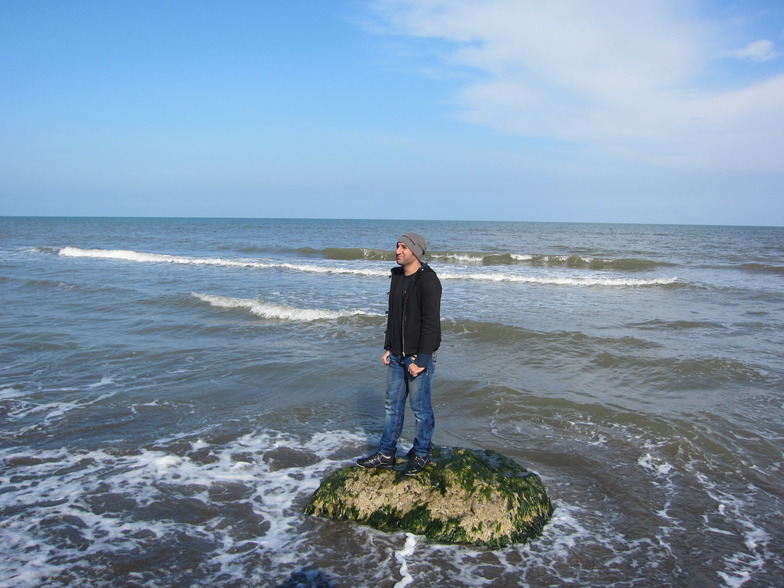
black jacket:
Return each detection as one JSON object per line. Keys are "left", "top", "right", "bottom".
{"left": 384, "top": 263, "right": 442, "bottom": 368}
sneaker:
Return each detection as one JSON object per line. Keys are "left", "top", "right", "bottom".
{"left": 404, "top": 454, "right": 430, "bottom": 476}
{"left": 356, "top": 451, "right": 395, "bottom": 469}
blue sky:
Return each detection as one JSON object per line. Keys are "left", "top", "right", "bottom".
{"left": 1, "top": 0, "right": 783, "bottom": 225}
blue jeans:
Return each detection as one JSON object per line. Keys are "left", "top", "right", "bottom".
{"left": 378, "top": 353, "right": 436, "bottom": 458}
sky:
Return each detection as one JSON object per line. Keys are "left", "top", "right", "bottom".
{"left": 1, "top": 0, "right": 783, "bottom": 225}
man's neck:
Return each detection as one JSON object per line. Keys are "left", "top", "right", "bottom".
{"left": 403, "top": 260, "right": 422, "bottom": 276}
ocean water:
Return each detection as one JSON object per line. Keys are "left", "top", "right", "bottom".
{"left": 1, "top": 216, "right": 782, "bottom": 587}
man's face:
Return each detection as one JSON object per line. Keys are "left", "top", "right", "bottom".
{"left": 396, "top": 242, "right": 418, "bottom": 267}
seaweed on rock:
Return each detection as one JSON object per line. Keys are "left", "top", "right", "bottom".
{"left": 304, "top": 447, "right": 552, "bottom": 548}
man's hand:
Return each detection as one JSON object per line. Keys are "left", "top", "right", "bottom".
{"left": 408, "top": 363, "right": 425, "bottom": 377}
{"left": 382, "top": 350, "right": 391, "bottom": 365}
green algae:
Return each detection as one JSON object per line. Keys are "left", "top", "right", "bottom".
{"left": 305, "top": 446, "right": 553, "bottom": 547}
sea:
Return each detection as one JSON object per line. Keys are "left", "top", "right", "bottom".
{"left": 0, "top": 216, "right": 782, "bottom": 587}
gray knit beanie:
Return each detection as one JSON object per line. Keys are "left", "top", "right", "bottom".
{"left": 398, "top": 233, "right": 427, "bottom": 261}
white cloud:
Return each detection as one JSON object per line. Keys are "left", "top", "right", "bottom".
{"left": 371, "top": 0, "right": 784, "bottom": 171}
{"left": 730, "top": 39, "right": 777, "bottom": 62}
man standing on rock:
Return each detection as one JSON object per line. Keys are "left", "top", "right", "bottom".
{"left": 357, "top": 233, "right": 442, "bottom": 476}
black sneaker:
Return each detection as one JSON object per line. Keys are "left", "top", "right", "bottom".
{"left": 356, "top": 451, "right": 395, "bottom": 469}
{"left": 404, "top": 454, "right": 430, "bottom": 476}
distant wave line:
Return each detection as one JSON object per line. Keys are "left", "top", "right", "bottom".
{"left": 438, "top": 271, "right": 679, "bottom": 287}
{"left": 429, "top": 251, "right": 673, "bottom": 271}
{"left": 58, "top": 247, "right": 678, "bottom": 287}
{"left": 303, "top": 246, "right": 673, "bottom": 270}
{"left": 59, "top": 247, "right": 388, "bottom": 278}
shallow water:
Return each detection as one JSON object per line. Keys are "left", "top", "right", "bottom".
{"left": 1, "top": 217, "right": 782, "bottom": 586}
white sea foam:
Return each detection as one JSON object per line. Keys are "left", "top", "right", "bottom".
{"left": 1, "top": 410, "right": 776, "bottom": 587}
{"left": 87, "top": 376, "right": 115, "bottom": 388}
{"left": 694, "top": 468, "right": 772, "bottom": 588}
{"left": 59, "top": 246, "right": 387, "bottom": 278}
{"left": 638, "top": 452, "right": 674, "bottom": 477}
{"left": 430, "top": 252, "right": 486, "bottom": 263}
{"left": 0, "top": 420, "right": 635, "bottom": 587}
{"left": 58, "top": 247, "right": 678, "bottom": 287}
{"left": 0, "top": 429, "right": 369, "bottom": 587}
{"left": 60, "top": 246, "right": 212, "bottom": 266}
{"left": 192, "top": 292, "right": 372, "bottom": 321}
{"left": 438, "top": 270, "right": 679, "bottom": 287}
{"left": 0, "top": 386, "right": 25, "bottom": 400}
{"left": 0, "top": 386, "right": 117, "bottom": 429}
{"left": 394, "top": 533, "right": 417, "bottom": 588}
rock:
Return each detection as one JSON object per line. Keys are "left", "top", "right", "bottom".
{"left": 304, "top": 447, "right": 552, "bottom": 548}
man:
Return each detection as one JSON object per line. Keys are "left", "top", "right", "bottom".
{"left": 357, "top": 232, "right": 442, "bottom": 476}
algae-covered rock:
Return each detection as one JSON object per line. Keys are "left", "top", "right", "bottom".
{"left": 304, "top": 447, "right": 552, "bottom": 548}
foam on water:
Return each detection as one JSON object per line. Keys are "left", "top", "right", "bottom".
{"left": 0, "top": 416, "right": 675, "bottom": 587}
{"left": 0, "top": 429, "right": 365, "bottom": 586}
{"left": 694, "top": 468, "right": 774, "bottom": 588}
{"left": 506, "top": 407, "right": 778, "bottom": 587}
{"left": 192, "top": 292, "right": 375, "bottom": 321}
{"left": 1, "top": 386, "right": 780, "bottom": 587}
{"left": 59, "top": 246, "right": 679, "bottom": 288}
{"left": 393, "top": 533, "right": 417, "bottom": 588}
{"left": 437, "top": 269, "right": 679, "bottom": 287}
{"left": 59, "top": 246, "right": 388, "bottom": 279}
{"left": 1, "top": 385, "right": 118, "bottom": 437}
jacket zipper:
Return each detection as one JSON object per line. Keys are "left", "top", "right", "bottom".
{"left": 401, "top": 268, "right": 420, "bottom": 357}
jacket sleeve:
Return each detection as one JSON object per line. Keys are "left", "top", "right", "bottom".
{"left": 414, "top": 271, "right": 442, "bottom": 367}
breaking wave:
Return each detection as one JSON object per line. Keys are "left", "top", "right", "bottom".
{"left": 59, "top": 247, "right": 387, "bottom": 278}
{"left": 192, "top": 293, "right": 376, "bottom": 322}
{"left": 430, "top": 251, "right": 672, "bottom": 271}
{"left": 296, "top": 247, "right": 672, "bottom": 271}
{"left": 57, "top": 247, "right": 679, "bottom": 288}
{"left": 437, "top": 270, "right": 679, "bottom": 287}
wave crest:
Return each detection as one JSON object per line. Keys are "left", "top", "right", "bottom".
{"left": 57, "top": 247, "right": 678, "bottom": 287}
{"left": 429, "top": 251, "right": 671, "bottom": 270}
{"left": 58, "top": 247, "right": 387, "bottom": 277}
{"left": 192, "top": 293, "right": 372, "bottom": 322}
{"left": 438, "top": 271, "right": 679, "bottom": 287}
